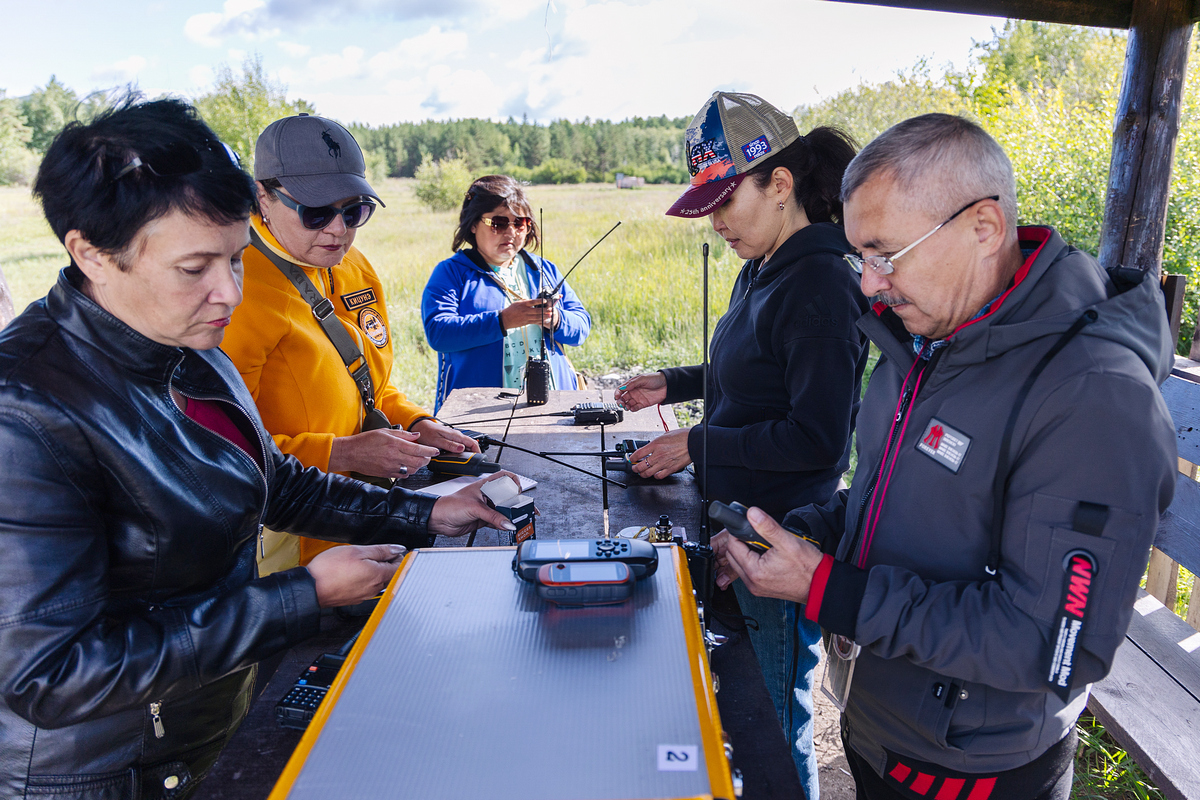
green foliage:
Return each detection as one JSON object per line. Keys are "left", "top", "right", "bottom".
{"left": 531, "top": 157, "right": 587, "bottom": 184}
{"left": 21, "top": 77, "right": 86, "bottom": 153}
{"left": 793, "top": 61, "right": 966, "bottom": 146}
{"left": 0, "top": 89, "right": 37, "bottom": 186}
{"left": 1074, "top": 714, "right": 1164, "bottom": 799}
{"left": 193, "top": 55, "right": 314, "bottom": 172}
{"left": 413, "top": 156, "right": 472, "bottom": 212}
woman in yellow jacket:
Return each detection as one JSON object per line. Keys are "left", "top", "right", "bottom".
{"left": 223, "top": 114, "right": 478, "bottom": 571}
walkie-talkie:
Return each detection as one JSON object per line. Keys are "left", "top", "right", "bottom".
{"left": 525, "top": 208, "right": 551, "bottom": 405}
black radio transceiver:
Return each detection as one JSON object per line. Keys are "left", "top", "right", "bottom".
{"left": 429, "top": 451, "right": 502, "bottom": 476}
{"left": 275, "top": 652, "right": 345, "bottom": 730}
{"left": 572, "top": 403, "right": 623, "bottom": 425}
{"left": 513, "top": 537, "right": 658, "bottom": 581}
{"left": 708, "top": 500, "right": 820, "bottom": 553}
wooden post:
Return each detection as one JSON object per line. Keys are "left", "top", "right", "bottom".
{"left": 1098, "top": 0, "right": 1194, "bottom": 277}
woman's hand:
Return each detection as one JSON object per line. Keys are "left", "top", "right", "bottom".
{"left": 712, "top": 507, "right": 823, "bottom": 602}
{"left": 428, "top": 472, "right": 521, "bottom": 538}
{"left": 410, "top": 419, "right": 481, "bottom": 454}
{"left": 630, "top": 428, "right": 692, "bottom": 479}
{"left": 614, "top": 372, "right": 667, "bottom": 411}
{"left": 307, "top": 544, "right": 407, "bottom": 608}
{"left": 328, "top": 429, "right": 439, "bottom": 479}
{"left": 501, "top": 298, "right": 558, "bottom": 332}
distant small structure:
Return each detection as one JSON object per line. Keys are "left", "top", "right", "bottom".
{"left": 614, "top": 173, "right": 645, "bottom": 189}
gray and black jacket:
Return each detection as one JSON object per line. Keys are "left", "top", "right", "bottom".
{"left": 788, "top": 226, "right": 1177, "bottom": 776}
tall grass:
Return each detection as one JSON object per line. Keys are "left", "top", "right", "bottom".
{"left": 0, "top": 180, "right": 734, "bottom": 410}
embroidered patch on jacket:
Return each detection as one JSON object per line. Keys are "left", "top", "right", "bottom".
{"left": 358, "top": 307, "right": 389, "bottom": 348}
{"left": 341, "top": 287, "right": 377, "bottom": 311}
{"left": 915, "top": 418, "right": 971, "bottom": 473}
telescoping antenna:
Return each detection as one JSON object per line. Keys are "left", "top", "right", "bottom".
{"left": 682, "top": 243, "right": 715, "bottom": 611}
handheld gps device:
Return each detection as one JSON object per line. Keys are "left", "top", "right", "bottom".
{"left": 709, "top": 500, "right": 820, "bottom": 553}
{"left": 534, "top": 561, "right": 634, "bottom": 606}
{"left": 512, "top": 538, "right": 658, "bottom": 581}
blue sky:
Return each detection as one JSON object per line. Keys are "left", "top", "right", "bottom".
{"left": 1, "top": 0, "right": 1006, "bottom": 126}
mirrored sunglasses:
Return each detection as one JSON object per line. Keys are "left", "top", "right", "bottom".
{"left": 274, "top": 192, "right": 377, "bottom": 230}
{"left": 480, "top": 215, "right": 532, "bottom": 233}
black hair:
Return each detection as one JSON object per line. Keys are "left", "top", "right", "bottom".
{"left": 746, "top": 126, "right": 858, "bottom": 224}
{"left": 33, "top": 96, "right": 257, "bottom": 270}
{"left": 452, "top": 174, "right": 540, "bottom": 253}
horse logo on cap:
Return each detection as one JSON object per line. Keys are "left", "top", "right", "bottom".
{"left": 321, "top": 129, "right": 342, "bottom": 159}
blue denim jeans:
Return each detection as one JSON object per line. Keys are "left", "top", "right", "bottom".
{"left": 735, "top": 582, "right": 822, "bottom": 800}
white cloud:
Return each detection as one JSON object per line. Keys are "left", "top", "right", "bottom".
{"left": 184, "top": 0, "right": 278, "bottom": 48}
{"left": 91, "top": 55, "right": 148, "bottom": 84}
{"left": 188, "top": 64, "right": 216, "bottom": 89}
{"left": 278, "top": 40, "right": 311, "bottom": 58}
{"left": 306, "top": 46, "right": 368, "bottom": 82}
{"left": 228, "top": 48, "right": 248, "bottom": 63}
{"left": 367, "top": 26, "right": 470, "bottom": 77}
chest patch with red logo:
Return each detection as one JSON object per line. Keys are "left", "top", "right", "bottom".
{"left": 915, "top": 418, "right": 971, "bottom": 473}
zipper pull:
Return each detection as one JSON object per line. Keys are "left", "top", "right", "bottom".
{"left": 150, "top": 702, "right": 165, "bottom": 738}
{"left": 259, "top": 524, "right": 265, "bottom": 559}
{"left": 896, "top": 385, "right": 913, "bottom": 422}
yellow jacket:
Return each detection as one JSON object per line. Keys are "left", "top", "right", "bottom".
{"left": 223, "top": 216, "right": 432, "bottom": 564}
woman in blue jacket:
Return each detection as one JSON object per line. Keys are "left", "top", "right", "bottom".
{"left": 422, "top": 175, "right": 591, "bottom": 411}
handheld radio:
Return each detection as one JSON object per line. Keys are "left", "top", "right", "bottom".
{"left": 525, "top": 208, "right": 551, "bottom": 405}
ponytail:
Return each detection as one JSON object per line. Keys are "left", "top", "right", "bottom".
{"left": 747, "top": 126, "right": 858, "bottom": 224}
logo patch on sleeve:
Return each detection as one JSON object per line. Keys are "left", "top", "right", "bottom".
{"left": 358, "top": 307, "right": 389, "bottom": 348}
{"left": 915, "top": 418, "right": 971, "bottom": 473}
{"left": 341, "top": 287, "right": 377, "bottom": 310}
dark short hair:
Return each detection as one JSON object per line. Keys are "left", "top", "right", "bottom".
{"left": 452, "top": 175, "right": 540, "bottom": 253}
{"left": 33, "top": 96, "right": 257, "bottom": 270}
{"left": 747, "top": 126, "right": 858, "bottom": 224}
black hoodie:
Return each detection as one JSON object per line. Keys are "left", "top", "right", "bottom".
{"left": 661, "top": 222, "right": 871, "bottom": 518}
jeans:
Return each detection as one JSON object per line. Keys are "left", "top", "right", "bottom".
{"left": 735, "top": 581, "right": 823, "bottom": 800}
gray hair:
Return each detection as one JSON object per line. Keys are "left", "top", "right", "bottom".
{"left": 842, "top": 114, "right": 1018, "bottom": 240}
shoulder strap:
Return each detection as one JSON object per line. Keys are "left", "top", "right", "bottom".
{"left": 248, "top": 227, "right": 381, "bottom": 418}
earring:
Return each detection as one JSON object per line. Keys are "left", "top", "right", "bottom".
{"left": 778, "top": 202, "right": 785, "bottom": 211}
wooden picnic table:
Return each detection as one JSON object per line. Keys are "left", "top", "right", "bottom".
{"left": 195, "top": 388, "right": 803, "bottom": 800}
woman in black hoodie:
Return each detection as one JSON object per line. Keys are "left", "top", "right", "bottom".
{"left": 615, "top": 92, "right": 869, "bottom": 800}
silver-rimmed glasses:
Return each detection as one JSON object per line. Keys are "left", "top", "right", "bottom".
{"left": 844, "top": 195, "right": 1000, "bottom": 276}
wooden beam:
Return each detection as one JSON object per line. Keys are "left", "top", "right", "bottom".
{"left": 1098, "top": 0, "right": 1194, "bottom": 276}
{"left": 1164, "top": 273, "right": 1187, "bottom": 347}
{"left": 826, "top": 0, "right": 1200, "bottom": 28}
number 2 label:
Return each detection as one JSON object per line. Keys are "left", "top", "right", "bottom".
{"left": 657, "top": 744, "right": 699, "bottom": 771}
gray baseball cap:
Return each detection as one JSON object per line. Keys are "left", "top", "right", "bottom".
{"left": 255, "top": 113, "right": 384, "bottom": 207}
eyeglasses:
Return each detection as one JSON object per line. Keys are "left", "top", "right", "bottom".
{"left": 844, "top": 195, "right": 1000, "bottom": 276}
{"left": 479, "top": 215, "right": 532, "bottom": 234}
{"left": 273, "top": 192, "right": 377, "bottom": 230}
{"left": 112, "top": 140, "right": 240, "bottom": 182}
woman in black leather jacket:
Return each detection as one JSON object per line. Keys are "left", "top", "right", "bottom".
{"left": 0, "top": 99, "right": 514, "bottom": 800}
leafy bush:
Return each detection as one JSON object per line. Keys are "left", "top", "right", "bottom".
{"left": 531, "top": 157, "right": 588, "bottom": 184}
{"left": 413, "top": 156, "right": 472, "bottom": 212}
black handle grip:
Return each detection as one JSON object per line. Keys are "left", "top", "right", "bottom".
{"left": 708, "top": 501, "right": 771, "bottom": 553}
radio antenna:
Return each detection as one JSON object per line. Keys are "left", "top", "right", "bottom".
{"left": 547, "top": 220, "right": 621, "bottom": 297}
{"left": 701, "top": 241, "right": 710, "bottom": 547}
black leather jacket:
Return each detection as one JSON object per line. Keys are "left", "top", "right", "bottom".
{"left": 0, "top": 267, "right": 438, "bottom": 799}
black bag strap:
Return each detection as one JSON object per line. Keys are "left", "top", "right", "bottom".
{"left": 986, "top": 309, "right": 1097, "bottom": 576}
{"left": 249, "top": 227, "right": 380, "bottom": 418}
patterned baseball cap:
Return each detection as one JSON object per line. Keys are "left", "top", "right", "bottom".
{"left": 254, "top": 113, "right": 383, "bottom": 207}
{"left": 666, "top": 92, "right": 800, "bottom": 218}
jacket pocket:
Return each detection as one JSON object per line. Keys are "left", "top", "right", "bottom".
{"left": 25, "top": 770, "right": 135, "bottom": 799}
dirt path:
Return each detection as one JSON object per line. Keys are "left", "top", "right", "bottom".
{"left": 813, "top": 644, "right": 856, "bottom": 799}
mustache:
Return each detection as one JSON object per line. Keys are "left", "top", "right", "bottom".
{"left": 873, "top": 292, "right": 910, "bottom": 307}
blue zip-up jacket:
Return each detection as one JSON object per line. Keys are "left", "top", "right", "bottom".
{"left": 422, "top": 249, "right": 591, "bottom": 411}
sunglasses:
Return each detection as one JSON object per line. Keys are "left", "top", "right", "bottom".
{"left": 273, "top": 192, "right": 377, "bottom": 230}
{"left": 112, "top": 140, "right": 240, "bottom": 182}
{"left": 479, "top": 215, "right": 532, "bottom": 234}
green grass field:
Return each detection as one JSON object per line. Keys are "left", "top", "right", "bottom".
{"left": 0, "top": 180, "right": 735, "bottom": 410}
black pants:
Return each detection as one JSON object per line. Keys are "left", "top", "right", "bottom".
{"left": 842, "top": 728, "right": 1075, "bottom": 800}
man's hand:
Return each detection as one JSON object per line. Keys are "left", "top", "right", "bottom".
{"left": 307, "top": 544, "right": 406, "bottom": 608}
{"left": 328, "top": 429, "right": 439, "bottom": 479}
{"left": 501, "top": 297, "right": 558, "bottom": 331}
{"left": 428, "top": 472, "right": 521, "bottom": 538}
{"left": 630, "top": 428, "right": 692, "bottom": 479}
{"left": 411, "top": 419, "right": 481, "bottom": 455}
{"left": 614, "top": 372, "right": 667, "bottom": 412}
{"left": 712, "top": 506, "right": 823, "bottom": 603}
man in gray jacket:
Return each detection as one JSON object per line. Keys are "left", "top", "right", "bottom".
{"left": 714, "top": 113, "right": 1177, "bottom": 800}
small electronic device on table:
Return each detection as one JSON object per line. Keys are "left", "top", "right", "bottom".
{"left": 268, "top": 546, "right": 735, "bottom": 800}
